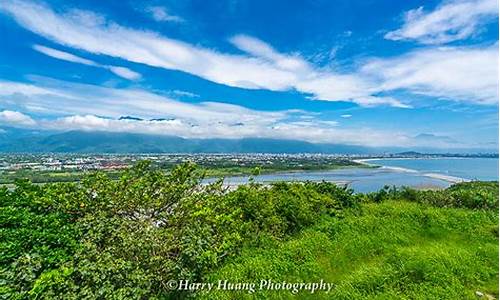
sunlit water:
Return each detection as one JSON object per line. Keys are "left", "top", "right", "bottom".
{"left": 366, "top": 158, "right": 498, "bottom": 181}
{"left": 205, "top": 158, "right": 498, "bottom": 193}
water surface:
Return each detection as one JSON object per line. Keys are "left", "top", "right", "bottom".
{"left": 206, "top": 157, "right": 498, "bottom": 193}
{"left": 367, "top": 158, "right": 498, "bottom": 181}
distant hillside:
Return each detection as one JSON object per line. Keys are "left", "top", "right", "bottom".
{"left": 0, "top": 128, "right": 496, "bottom": 154}
{"left": 0, "top": 129, "right": 376, "bottom": 154}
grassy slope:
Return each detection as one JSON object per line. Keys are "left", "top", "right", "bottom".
{"left": 200, "top": 201, "right": 499, "bottom": 300}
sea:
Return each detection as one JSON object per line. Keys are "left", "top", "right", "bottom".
{"left": 208, "top": 157, "right": 499, "bottom": 193}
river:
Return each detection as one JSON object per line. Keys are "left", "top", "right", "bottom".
{"left": 206, "top": 157, "right": 499, "bottom": 193}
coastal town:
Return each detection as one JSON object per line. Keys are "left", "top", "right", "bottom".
{"left": 0, "top": 152, "right": 496, "bottom": 173}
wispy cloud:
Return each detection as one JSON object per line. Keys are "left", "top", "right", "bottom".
{"left": 0, "top": 110, "right": 36, "bottom": 126}
{"left": 0, "top": 77, "right": 487, "bottom": 149}
{"left": 33, "top": 44, "right": 141, "bottom": 80}
{"left": 362, "top": 45, "right": 498, "bottom": 104}
{"left": 0, "top": 0, "right": 497, "bottom": 117}
{"left": 228, "top": 35, "right": 409, "bottom": 107}
{"left": 0, "top": 78, "right": 286, "bottom": 126}
{"left": 3, "top": 0, "right": 496, "bottom": 107}
{"left": 104, "top": 66, "right": 141, "bottom": 80}
{"left": 0, "top": 110, "right": 419, "bottom": 147}
{"left": 385, "top": 0, "right": 498, "bottom": 44}
{"left": 0, "top": 0, "right": 408, "bottom": 107}
{"left": 0, "top": 78, "right": 448, "bottom": 147}
{"left": 33, "top": 44, "right": 96, "bottom": 65}
{"left": 144, "top": 6, "right": 184, "bottom": 23}
{"left": 170, "top": 90, "right": 200, "bottom": 98}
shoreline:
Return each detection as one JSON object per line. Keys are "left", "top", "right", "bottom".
{"left": 354, "top": 158, "right": 469, "bottom": 184}
{"left": 423, "top": 173, "right": 468, "bottom": 184}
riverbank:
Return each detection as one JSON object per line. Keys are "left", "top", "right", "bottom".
{"left": 202, "top": 161, "right": 373, "bottom": 177}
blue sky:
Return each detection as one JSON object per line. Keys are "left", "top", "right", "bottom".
{"left": 0, "top": 0, "right": 498, "bottom": 149}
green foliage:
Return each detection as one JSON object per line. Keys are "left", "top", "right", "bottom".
{"left": 202, "top": 201, "right": 499, "bottom": 300}
{"left": 251, "top": 166, "right": 261, "bottom": 176}
{"left": 0, "top": 156, "right": 365, "bottom": 184}
{"left": 0, "top": 161, "right": 351, "bottom": 299}
{"left": 364, "top": 181, "right": 499, "bottom": 209}
{"left": 0, "top": 161, "right": 497, "bottom": 299}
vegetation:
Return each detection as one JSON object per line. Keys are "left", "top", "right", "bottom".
{"left": 204, "top": 200, "right": 498, "bottom": 299}
{"left": 0, "top": 156, "right": 366, "bottom": 184}
{"left": 0, "top": 169, "right": 124, "bottom": 184}
{"left": 0, "top": 162, "right": 498, "bottom": 299}
{"left": 364, "top": 181, "right": 499, "bottom": 210}
{"left": 200, "top": 160, "right": 369, "bottom": 177}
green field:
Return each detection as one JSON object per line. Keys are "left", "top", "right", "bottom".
{"left": 201, "top": 161, "right": 372, "bottom": 177}
{"left": 0, "top": 158, "right": 368, "bottom": 184}
{"left": 0, "top": 162, "right": 497, "bottom": 299}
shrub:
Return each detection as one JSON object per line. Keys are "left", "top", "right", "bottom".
{"left": 1, "top": 162, "right": 350, "bottom": 299}
{"left": 365, "top": 181, "right": 499, "bottom": 210}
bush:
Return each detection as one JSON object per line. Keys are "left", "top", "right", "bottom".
{"left": 0, "top": 162, "right": 350, "bottom": 299}
{"left": 365, "top": 181, "right": 499, "bottom": 210}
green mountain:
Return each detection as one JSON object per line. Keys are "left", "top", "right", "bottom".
{"left": 0, "top": 128, "right": 496, "bottom": 154}
{"left": 0, "top": 129, "right": 374, "bottom": 154}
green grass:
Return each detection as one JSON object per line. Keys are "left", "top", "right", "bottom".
{"left": 0, "top": 160, "right": 368, "bottom": 184}
{"left": 200, "top": 201, "right": 499, "bottom": 300}
{"left": 202, "top": 163, "right": 373, "bottom": 177}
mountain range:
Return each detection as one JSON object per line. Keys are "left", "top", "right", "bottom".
{"left": 0, "top": 127, "right": 496, "bottom": 154}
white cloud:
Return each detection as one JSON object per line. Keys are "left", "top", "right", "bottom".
{"left": 227, "top": 36, "right": 412, "bottom": 107}
{"left": 39, "top": 114, "right": 414, "bottom": 147}
{"left": 0, "top": 78, "right": 442, "bottom": 147}
{"left": 0, "top": 0, "right": 496, "bottom": 109}
{"left": 362, "top": 45, "right": 499, "bottom": 104}
{"left": 33, "top": 44, "right": 141, "bottom": 80}
{"left": 230, "top": 35, "right": 311, "bottom": 73}
{"left": 0, "top": 0, "right": 406, "bottom": 107}
{"left": 170, "top": 90, "right": 199, "bottom": 98}
{"left": 0, "top": 78, "right": 285, "bottom": 126}
{"left": 33, "top": 44, "right": 96, "bottom": 65}
{"left": 144, "top": 6, "right": 184, "bottom": 22}
{"left": 0, "top": 78, "right": 486, "bottom": 149}
{"left": 0, "top": 81, "right": 75, "bottom": 107}
{"left": 3, "top": 109, "right": 474, "bottom": 148}
{"left": 104, "top": 66, "right": 141, "bottom": 80}
{"left": 0, "top": 110, "right": 36, "bottom": 126}
{"left": 353, "top": 96, "right": 413, "bottom": 109}
{"left": 385, "top": 0, "right": 498, "bottom": 44}
{"left": 341, "top": 114, "right": 352, "bottom": 118}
